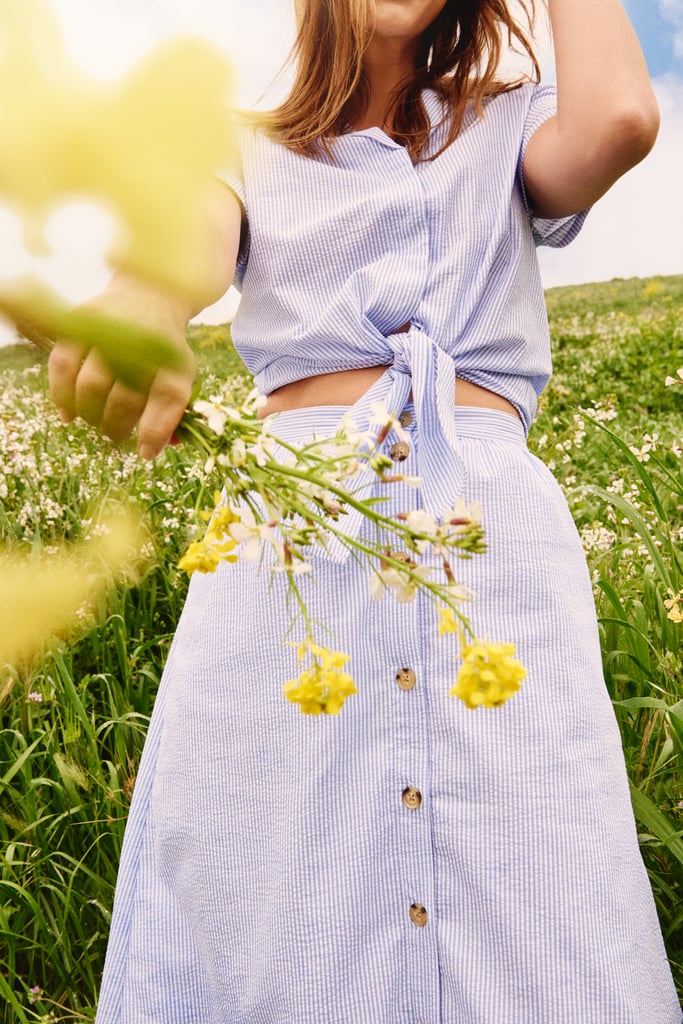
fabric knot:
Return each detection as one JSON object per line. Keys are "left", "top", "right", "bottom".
{"left": 384, "top": 330, "right": 415, "bottom": 378}
{"left": 324, "top": 326, "right": 468, "bottom": 563}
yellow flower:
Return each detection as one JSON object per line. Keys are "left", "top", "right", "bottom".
{"left": 0, "top": 0, "right": 237, "bottom": 301}
{"left": 180, "top": 498, "right": 240, "bottom": 574}
{"left": 284, "top": 640, "right": 357, "bottom": 715}
{"left": 205, "top": 506, "right": 240, "bottom": 541}
{"left": 437, "top": 605, "right": 459, "bottom": 636}
{"left": 0, "top": 511, "right": 143, "bottom": 666}
{"left": 177, "top": 540, "right": 221, "bottom": 576}
{"left": 663, "top": 591, "right": 683, "bottom": 623}
{"left": 450, "top": 640, "right": 526, "bottom": 709}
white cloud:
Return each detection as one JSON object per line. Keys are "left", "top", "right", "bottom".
{"left": 154, "top": 0, "right": 294, "bottom": 108}
{"left": 51, "top": 0, "right": 168, "bottom": 80}
{"left": 51, "top": 0, "right": 294, "bottom": 106}
{"left": 659, "top": 0, "right": 683, "bottom": 57}
{"left": 538, "top": 75, "right": 683, "bottom": 288}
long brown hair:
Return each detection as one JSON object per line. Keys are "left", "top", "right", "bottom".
{"left": 259, "top": 0, "right": 542, "bottom": 160}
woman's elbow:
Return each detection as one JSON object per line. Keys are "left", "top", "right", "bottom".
{"left": 607, "top": 94, "right": 660, "bottom": 171}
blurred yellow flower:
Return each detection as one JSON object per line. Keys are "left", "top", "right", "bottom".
{"left": 177, "top": 540, "right": 221, "bottom": 576}
{"left": 663, "top": 591, "right": 683, "bottom": 623}
{"left": 284, "top": 640, "right": 357, "bottom": 715}
{"left": 642, "top": 281, "right": 664, "bottom": 299}
{"left": 437, "top": 605, "right": 459, "bottom": 636}
{"left": 450, "top": 640, "right": 525, "bottom": 709}
{"left": 0, "top": 512, "right": 144, "bottom": 666}
{"left": 179, "top": 496, "right": 240, "bottom": 575}
{"left": 0, "top": 0, "right": 236, "bottom": 300}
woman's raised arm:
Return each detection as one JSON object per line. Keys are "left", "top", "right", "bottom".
{"left": 522, "top": 0, "right": 660, "bottom": 218}
{"left": 48, "top": 181, "right": 243, "bottom": 459}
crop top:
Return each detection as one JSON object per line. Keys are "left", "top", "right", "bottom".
{"left": 221, "top": 83, "right": 588, "bottom": 534}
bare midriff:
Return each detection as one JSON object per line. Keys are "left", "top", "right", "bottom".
{"left": 258, "top": 366, "right": 521, "bottom": 421}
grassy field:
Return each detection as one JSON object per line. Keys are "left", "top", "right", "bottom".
{"left": 0, "top": 274, "right": 682, "bottom": 1020}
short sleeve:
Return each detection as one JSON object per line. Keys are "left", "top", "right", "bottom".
{"left": 517, "top": 84, "right": 590, "bottom": 249}
{"left": 217, "top": 150, "right": 249, "bottom": 289}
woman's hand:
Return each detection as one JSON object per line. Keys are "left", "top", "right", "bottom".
{"left": 48, "top": 277, "right": 197, "bottom": 459}
{"left": 48, "top": 181, "right": 243, "bottom": 459}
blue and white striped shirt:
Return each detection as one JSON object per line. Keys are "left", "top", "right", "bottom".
{"left": 223, "top": 83, "right": 587, "bottom": 435}
{"left": 221, "top": 84, "right": 587, "bottom": 532}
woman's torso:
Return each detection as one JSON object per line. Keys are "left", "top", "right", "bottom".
{"left": 223, "top": 83, "right": 589, "bottom": 433}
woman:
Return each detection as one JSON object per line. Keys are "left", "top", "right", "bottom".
{"left": 49, "top": 1, "right": 680, "bottom": 1021}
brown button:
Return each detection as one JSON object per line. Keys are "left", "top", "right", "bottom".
{"left": 398, "top": 410, "right": 413, "bottom": 428}
{"left": 389, "top": 440, "right": 410, "bottom": 462}
{"left": 392, "top": 550, "right": 413, "bottom": 565}
{"left": 409, "top": 903, "right": 428, "bottom": 927}
{"left": 396, "top": 668, "right": 416, "bottom": 691}
{"left": 402, "top": 787, "right": 422, "bottom": 809}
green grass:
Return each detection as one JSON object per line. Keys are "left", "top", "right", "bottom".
{"left": 1, "top": 275, "right": 682, "bottom": 1020}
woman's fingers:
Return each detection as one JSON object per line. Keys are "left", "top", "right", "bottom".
{"left": 48, "top": 338, "right": 88, "bottom": 422}
{"left": 48, "top": 323, "right": 195, "bottom": 456}
{"left": 137, "top": 362, "right": 195, "bottom": 459}
{"left": 73, "top": 347, "right": 119, "bottom": 427}
{"left": 101, "top": 380, "right": 149, "bottom": 443}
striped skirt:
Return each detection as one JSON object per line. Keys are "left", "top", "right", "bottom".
{"left": 96, "top": 405, "right": 680, "bottom": 1024}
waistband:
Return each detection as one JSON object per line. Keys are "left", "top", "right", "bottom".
{"left": 264, "top": 403, "right": 527, "bottom": 448}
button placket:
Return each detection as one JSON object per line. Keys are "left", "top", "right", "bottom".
{"left": 409, "top": 902, "right": 428, "bottom": 928}
{"left": 396, "top": 667, "right": 417, "bottom": 691}
{"left": 402, "top": 786, "right": 423, "bottom": 810}
{"left": 406, "top": 569, "right": 444, "bottom": 1024}
{"left": 380, "top": 351, "right": 439, "bottom": 1022}
{"left": 391, "top": 657, "right": 439, "bottom": 1022}
{"left": 389, "top": 439, "right": 410, "bottom": 462}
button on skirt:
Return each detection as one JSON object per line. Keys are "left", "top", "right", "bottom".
{"left": 95, "top": 406, "right": 681, "bottom": 1024}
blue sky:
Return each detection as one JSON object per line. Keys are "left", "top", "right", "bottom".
{"left": 623, "top": 0, "right": 681, "bottom": 76}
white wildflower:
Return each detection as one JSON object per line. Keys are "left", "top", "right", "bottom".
{"left": 628, "top": 432, "right": 659, "bottom": 463}
{"left": 369, "top": 561, "right": 433, "bottom": 603}
{"left": 229, "top": 509, "right": 277, "bottom": 560}
{"left": 251, "top": 433, "right": 276, "bottom": 467}
{"left": 404, "top": 509, "right": 439, "bottom": 552}
{"left": 272, "top": 559, "right": 313, "bottom": 575}
{"left": 440, "top": 498, "right": 482, "bottom": 538}
{"left": 193, "top": 397, "right": 229, "bottom": 435}
{"left": 337, "top": 413, "right": 373, "bottom": 449}
{"left": 368, "top": 400, "right": 410, "bottom": 442}
{"left": 580, "top": 524, "right": 617, "bottom": 553}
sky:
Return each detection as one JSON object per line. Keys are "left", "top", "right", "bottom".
{"left": 0, "top": 0, "right": 681, "bottom": 342}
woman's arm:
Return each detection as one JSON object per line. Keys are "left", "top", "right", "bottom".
{"left": 522, "top": 0, "right": 660, "bottom": 218}
{"left": 48, "top": 182, "right": 243, "bottom": 459}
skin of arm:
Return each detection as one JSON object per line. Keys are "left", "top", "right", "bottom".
{"left": 48, "top": 181, "right": 243, "bottom": 459}
{"left": 522, "top": 0, "right": 660, "bottom": 218}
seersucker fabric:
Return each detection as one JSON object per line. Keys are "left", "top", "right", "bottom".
{"left": 226, "top": 84, "right": 586, "bottom": 434}
{"left": 95, "top": 83, "right": 682, "bottom": 1023}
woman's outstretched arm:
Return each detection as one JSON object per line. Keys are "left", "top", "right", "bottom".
{"left": 48, "top": 181, "right": 243, "bottom": 459}
{"left": 522, "top": 0, "right": 660, "bottom": 218}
